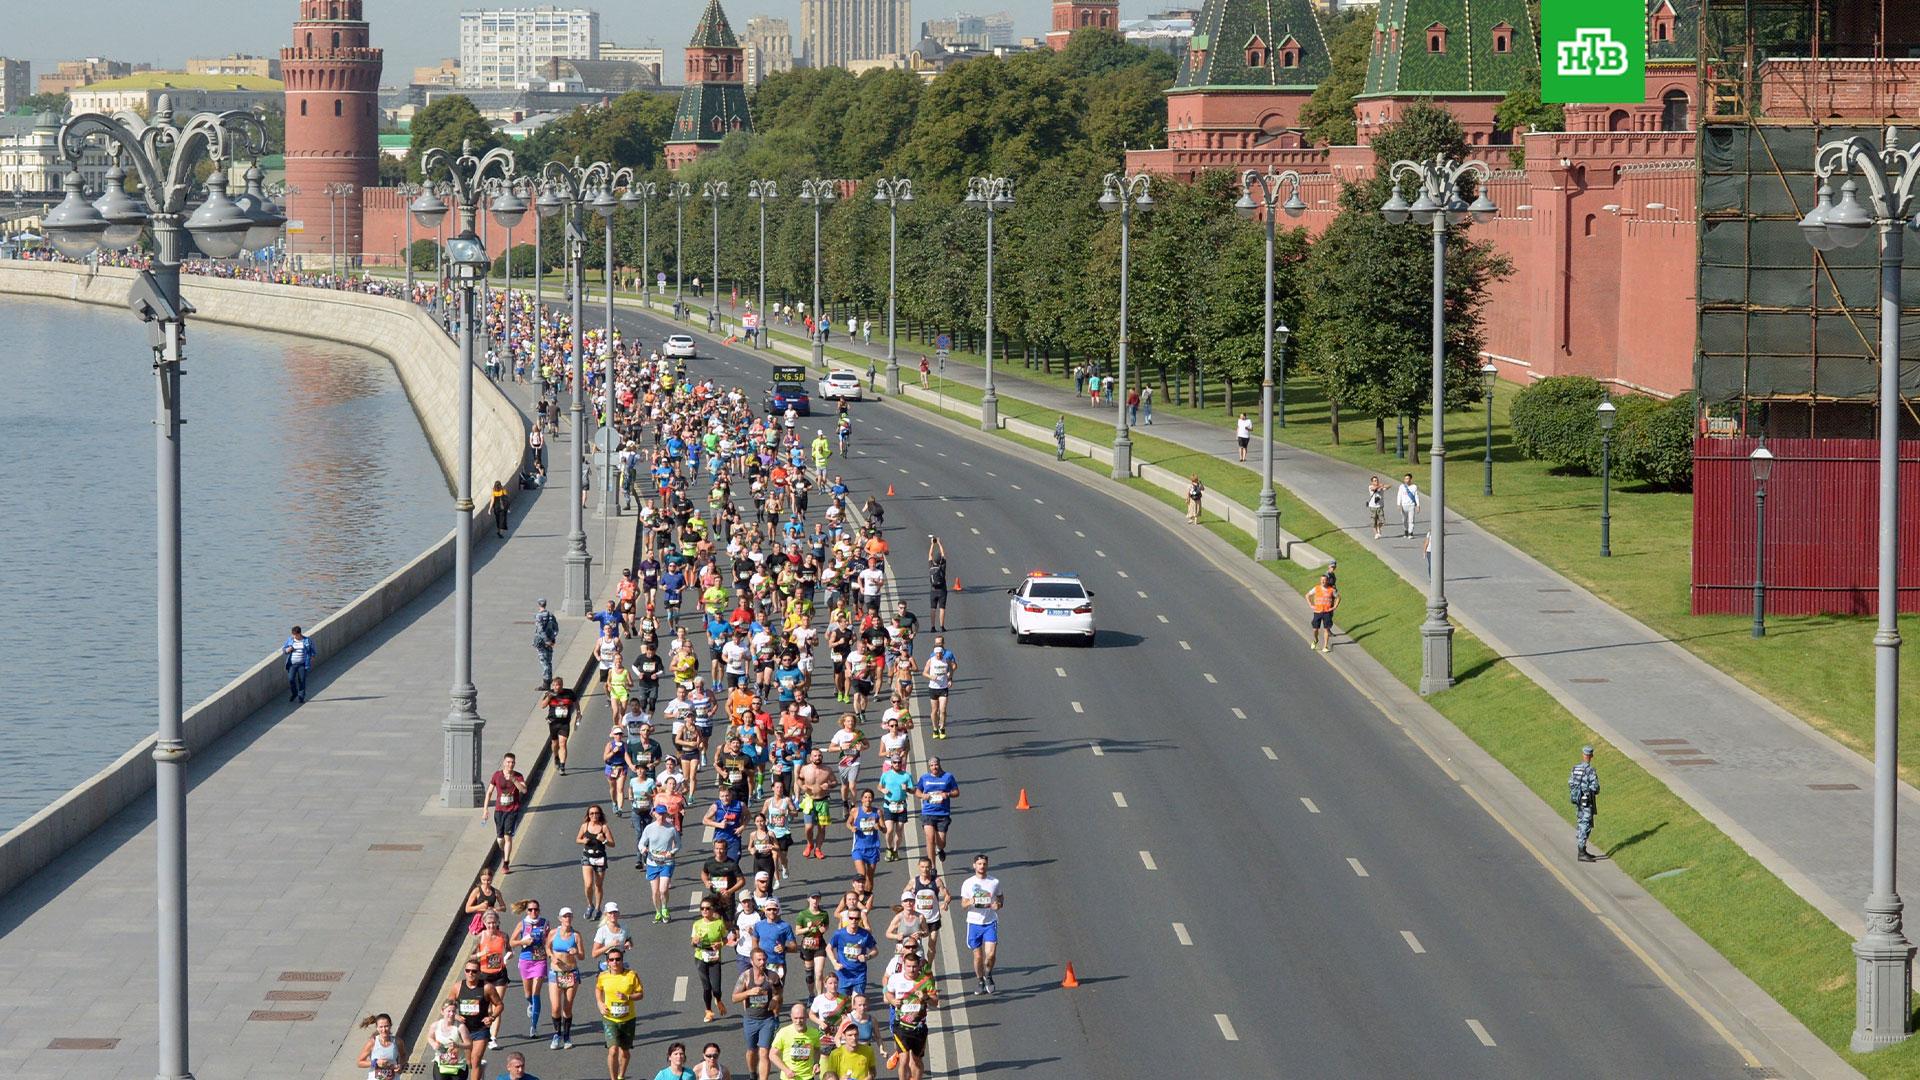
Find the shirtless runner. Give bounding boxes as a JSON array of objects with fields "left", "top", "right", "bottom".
[{"left": 796, "top": 748, "right": 835, "bottom": 861}]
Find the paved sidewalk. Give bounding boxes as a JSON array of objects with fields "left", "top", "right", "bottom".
[
  {"left": 0, "top": 376, "right": 627, "bottom": 1079},
  {"left": 676, "top": 297, "right": 1915, "bottom": 938}
]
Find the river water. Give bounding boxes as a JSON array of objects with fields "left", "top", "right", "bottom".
[{"left": 0, "top": 294, "right": 449, "bottom": 832}]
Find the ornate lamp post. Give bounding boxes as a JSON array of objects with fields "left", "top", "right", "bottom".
[
  {"left": 1750, "top": 443, "right": 1774, "bottom": 639},
  {"left": 669, "top": 180, "right": 691, "bottom": 319},
  {"left": 490, "top": 177, "right": 528, "bottom": 379},
  {"left": 626, "top": 179, "right": 656, "bottom": 308},
  {"left": 1380, "top": 155, "right": 1497, "bottom": 695},
  {"left": 1798, "top": 127, "right": 1920, "bottom": 1050},
  {"left": 409, "top": 140, "right": 521, "bottom": 809},
  {"left": 1099, "top": 172, "right": 1154, "bottom": 478},
  {"left": 1234, "top": 169, "right": 1307, "bottom": 556},
  {"left": 1480, "top": 362, "right": 1499, "bottom": 496},
  {"left": 540, "top": 157, "right": 612, "bottom": 612},
  {"left": 702, "top": 180, "right": 729, "bottom": 334},
  {"left": 594, "top": 169, "right": 633, "bottom": 515},
  {"left": 873, "top": 177, "right": 913, "bottom": 392},
  {"left": 393, "top": 181, "right": 421, "bottom": 295},
  {"left": 45, "top": 96, "right": 272, "bottom": 1080},
  {"left": 1596, "top": 397, "right": 1616, "bottom": 557},
  {"left": 322, "top": 180, "right": 354, "bottom": 277},
  {"left": 748, "top": 180, "right": 777, "bottom": 349},
  {"left": 963, "top": 174, "right": 1013, "bottom": 430},
  {"left": 798, "top": 178, "right": 837, "bottom": 366}
]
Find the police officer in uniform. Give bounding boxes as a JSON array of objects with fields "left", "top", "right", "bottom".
[{"left": 1569, "top": 745, "right": 1600, "bottom": 862}]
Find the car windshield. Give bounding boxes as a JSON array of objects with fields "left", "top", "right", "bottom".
[{"left": 1028, "top": 582, "right": 1086, "bottom": 600}]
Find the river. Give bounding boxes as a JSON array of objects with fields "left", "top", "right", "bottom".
[{"left": 0, "top": 293, "right": 449, "bottom": 831}]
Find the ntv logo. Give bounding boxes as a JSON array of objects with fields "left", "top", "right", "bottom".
[{"left": 1556, "top": 28, "right": 1630, "bottom": 77}]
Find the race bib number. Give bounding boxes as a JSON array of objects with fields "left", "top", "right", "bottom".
[{"left": 607, "top": 1000, "right": 631, "bottom": 1019}]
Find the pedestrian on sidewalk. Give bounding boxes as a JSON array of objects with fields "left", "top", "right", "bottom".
[
  {"left": 1088, "top": 372, "right": 1102, "bottom": 407},
  {"left": 918, "top": 356, "right": 930, "bottom": 388},
  {"left": 1127, "top": 387, "right": 1140, "bottom": 426},
  {"left": 529, "top": 423, "right": 546, "bottom": 472},
  {"left": 1569, "top": 746, "right": 1600, "bottom": 862},
  {"left": 1308, "top": 574, "right": 1339, "bottom": 653},
  {"left": 862, "top": 317, "right": 873, "bottom": 346},
  {"left": 1236, "top": 414, "right": 1253, "bottom": 461},
  {"left": 1366, "top": 476, "right": 1386, "bottom": 539},
  {"left": 1072, "top": 365, "right": 1085, "bottom": 396},
  {"left": 1140, "top": 385, "right": 1154, "bottom": 425},
  {"left": 1396, "top": 473, "right": 1421, "bottom": 538},
  {"left": 1053, "top": 415, "right": 1068, "bottom": 460},
  {"left": 1185, "top": 474, "right": 1205, "bottom": 524},
  {"left": 533, "top": 599, "right": 560, "bottom": 687},
  {"left": 281, "top": 625, "right": 315, "bottom": 703},
  {"left": 867, "top": 358, "right": 878, "bottom": 391},
  {"left": 490, "top": 479, "right": 512, "bottom": 537}
]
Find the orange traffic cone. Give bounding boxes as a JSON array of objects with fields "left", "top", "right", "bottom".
[
  {"left": 1015, "top": 789, "right": 1031, "bottom": 811},
  {"left": 1061, "top": 963, "right": 1080, "bottom": 988},
  {"left": 954, "top": 576, "right": 963, "bottom": 592},
  {"left": 886, "top": 484, "right": 895, "bottom": 496}
]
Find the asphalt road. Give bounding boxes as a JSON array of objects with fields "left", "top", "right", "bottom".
[{"left": 469, "top": 304, "right": 1753, "bottom": 1079}]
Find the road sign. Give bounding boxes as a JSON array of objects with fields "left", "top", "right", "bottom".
[
  {"left": 285, "top": 220, "right": 305, "bottom": 234},
  {"left": 936, "top": 333, "right": 952, "bottom": 351}
]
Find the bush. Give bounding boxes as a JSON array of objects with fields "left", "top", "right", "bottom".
[
  {"left": 1510, "top": 375, "right": 1608, "bottom": 472},
  {"left": 408, "top": 239, "right": 438, "bottom": 271},
  {"left": 1616, "top": 392, "right": 1696, "bottom": 490},
  {"left": 492, "top": 243, "right": 539, "bottom": 277}
]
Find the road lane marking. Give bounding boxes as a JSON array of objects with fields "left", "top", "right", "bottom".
[
  {"left": 1466, "top": 1020, "right": 1495, "bottom": 1047},
  {"left": 985, "top": 546, "right": 996, "bottom": 555},
  {"left": 1139, "top": 851, "right": 1157, "bottom": 870},
  {"left": 920, "top": 481, "right": 930, "bottom": 488},
  {"left": 1010, "top": 484, "right": 1022, "bottom": 490},
  {"left": 1262, "top": 747, "right": 1279, "bottom": 761},
  {"left": 915, "top": 442, "right": 925, "bottom": 447},
  {"left": 1089, "top": 741, "right": 1104, "bottom": 756},
  {"left": 986, "top": 471, "right": 997, "bottom": 477},
  {"left": 1215, "top": 1015, "right": 1239, "bottom": 1041},
  {"left": 1116, "top": 570, "right": 1130, "bottom": 578},
  {"left": 1137, "top": 590, "right": 1148, "bottom": 598},
  {"left": 898, "top": 467, "right": 909, "bottom": 474},
  {"left": 673, "top": 976, "right": 689, "bottom": 1001},
  {"left": 1231, "top": 707, "right": 1247, "bottom": 719},
  {"left": 1179, "top": 641, "right": 1191, "bottom": 651},
  {"left": 970, "top": 528, "right": 980, "bottom": 535},
  {"left": 1094, "top": 549, "right": 1107, "bottom": 558},
  {"left": 1203, "top": 672, "right": 1217, "bottom": 683},
  {"left": 1112, "top": 792, "right": 1128, "bottom": 808},
  {"left": 1055, "top": 514, "right": 1065, "bottom": 521},
  {"left": 1347, "top": 858, "right": 1369, "bottom": 877},
  {"left": 1001, "top": 567, "right": 1011, "bottom": 575},
  {"left": 1055, "top": 667, "right": 1067, "bottom": 677},
  {"left": 962, "top": 461, "right": 973, "bottom": 467},
  {"left": 689, "top": 889, "right": 704, "bottom": 912},
  {"left": 1074, "top": 530, "right": 1086, "bottom": 538},
  {"left": 938, "top": 451, "right": 948, "bottom": 457},
  {"left": 1173, "top": 923, "right": 1193, "bottom": 946},
  {"left": 955, "top": 511, "right": 965, "bottom": 517},
  {"left": 1401, "top": 931, "right": 1426, "bottom": 954},
  {"left": 1300, "top": 796, "right": 1317, "bottom": 811},
  {"left": 1157, "top": 615, "right": 1169, "bottom": 623},
  {"left": 1034, "top": 498, "right": 1044, "bottom": 504},
  {"left": 1071, "top": 701, "right": 1084, "bottom": 713}
]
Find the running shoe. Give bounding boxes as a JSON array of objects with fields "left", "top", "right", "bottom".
[
  {"left": 550, "top": 1035, "right": 562, "bottom": 1050},
  {"left": 562, "top": 1039, "right": 573, "bottom": 1050}
]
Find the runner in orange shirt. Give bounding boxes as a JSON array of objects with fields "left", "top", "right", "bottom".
[{"left": 1307, "top": 574, "right": 1339, "bottom": 654}]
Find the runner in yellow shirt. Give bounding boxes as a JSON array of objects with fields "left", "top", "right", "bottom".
[
  {"left": 821, "top": 1024, "right": 879, "bottom": 1079},
  {"left": 769, "top": 1003, "right": 822, "bottom": 1079},
  {"left": 595, "top": 949, "right": 644, "bottom": 1080}
]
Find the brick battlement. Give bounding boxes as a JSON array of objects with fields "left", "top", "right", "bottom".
[{"left": 281, "top": 47, "right": 382, "bottom": 64}]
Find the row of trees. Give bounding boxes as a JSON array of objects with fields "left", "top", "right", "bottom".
[{"left": 402, "top": 27, "right": 1509, "bottom": 460}]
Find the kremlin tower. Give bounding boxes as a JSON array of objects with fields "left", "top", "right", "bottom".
[
  {"left": 280, "top": 0, "right": 383, "bottom": 263},
  {"left": 665, "top": 0, "right": 752, "bottom": 170}
]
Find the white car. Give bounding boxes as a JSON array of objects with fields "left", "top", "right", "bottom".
[
  {"left": 818, "top": 369, "right": 864, "bottom": 400},
  {"left": 663, "top": 334, "right": 697, "bottom": 358},
  {"left": 1008, "top": 573, "right": 1095, "bottom": 644}
]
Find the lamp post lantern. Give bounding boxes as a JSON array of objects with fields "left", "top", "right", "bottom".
[
  {"left": 798, "top": 179, "right": 837, "bottom": 366},
  {"left": 539, "top": 156, "right": 613, "bottom": 614},
  {"left": 1380, "top": 155, "right": 1498, "bottom": 695},
  {"left": 964, "top": 174, "right": 1013, "bottom": 430},
  {"left": 874, "top": 177, "right": 913, "bottom": 392},
  {"left": 595, "top": 169, "right": 633, "bottom": 515},
  {"left": 412, "top": 140, "right": 521, "bottom": 809},
  {"left": 748, "top": 180, "right": 776, "bottom": 349},
  {"left": 1235, "top": 169, "right": 1306, "bottom": 556},
  {"left": 702, "top": 180, "right": 729, "bottom": 334},
  {"left": 1480, "top": 362, "right": 1499, "bottom": 496},
  {"left": 45, "top": 95, "right": 272, "bottom": 1080},
  {"left": 1596, "top": 397, "right": 1616, "bottom": 557},
  {"left": 1800, "top": 126, "right": 1920, "bottom": 1051},
  {"left": 1750, "top": 444, "right": 1774, "bottom": 639}
]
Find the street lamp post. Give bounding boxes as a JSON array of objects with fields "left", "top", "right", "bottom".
[
  {"left": 964, "top": 175, "right": 1013, "bottom": 430},
  {"left": 1381, "top": 155, "right": 1498, "bottom": 696},
  {"left": 410, "top": 140, "right": 521, "bottom": 809},
  {"left": 798, "top": 179, "right": 837, "bottom": 367},
  {"left": 540, "top": 157, "right": 612, "bottom": 613},
  {"left": 1750, "top": 443, "right": 1774, "bottom": 639},
  {"left": 491, "top": 178, "right": 526, "bottom": 381},
  {"left": 703, "top": 180, "right": 729, "bottom": 334},
  {"left": 396, "top": 182, "right": 420, "bottom": 297},
  {"left": 874, "top": 177, "right": 913, "bottom": 392},
  {"left": 323, "top": 181, "right": 354, "bottom": 278},
  {"left": 669, "top": 181, "right": 691, "bottom": 320},
  {"left": 1234, "top": 169, "right": 1306, "bottom": 555},
  {"left": 46, "top": 95, "right": 275, "bottom": 1080},
  {"left": 594, "top": 169, "right": 633, "bottom": 515},
  {"left": 1597, "top": 397, "right": 1616, "bottom": 557},
  {"left": 1480, "top": 362, "right": 1499, "bottom": 496},
  {"left": 1101, "top": 172, "right": 1156, "bottom": 479},
  {"left": 1798, "top": 127, "right": 1919, "bottom": 1051},
  {"left": 627, "top": 179, "right": 656, "bottom": 310},
  {"left": 749, "top": 180, "right": 777, "bottom": 349}
]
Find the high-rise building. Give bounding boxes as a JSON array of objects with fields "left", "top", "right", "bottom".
[
  {"left": 667, "top": 0, "right": 752, "bottom": 169},
  {"left": 0, "top": 59, "right": 29, "bottom": 115},
  {"left": 800, "top": 0, "right": 914, "bottom": 68},
  {"left": 742, "top": 17, "right": 794, "bottom": 86},
  {"left": 459, "top": 6, "right": 600, "bottom": 88},
  {"left": 981, "top": 11, "right": 1015, "bottom": 45},
  {"left": 923, "top": 10, "right": 1013, "bottom": 48},
  {"left": 600, "top": 42, "right": 665, "bottom": 81},
  {"left": 282, "top": 0, "right": 384, "bottom": 260}
]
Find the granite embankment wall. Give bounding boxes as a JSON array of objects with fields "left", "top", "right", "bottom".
[{"left": 0, "top": 260, "right": 525, "bottom": 897}]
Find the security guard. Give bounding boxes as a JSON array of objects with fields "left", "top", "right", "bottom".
[{"left": 1569, "top": 745, "right": 1600, "bottom": 862}]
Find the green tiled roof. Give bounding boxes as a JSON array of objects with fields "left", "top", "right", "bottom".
[
  {"left": 1359, "top": 0, "right": 1537, "bottom": 98},
  {"left": 1648, "top": 0, "right": 1698, "bottom": 62},
  {"left": 1176, "top": 0, "right": 1330, "bottom": 91},
  {"left": 670, "top": 82, "right": 751, "bottom": 145},
  {"left": 688, "top": 0, "right": 740, "bottom": 49}
]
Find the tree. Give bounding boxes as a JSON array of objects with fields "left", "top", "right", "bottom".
[
  {"left": 1300, "top": 105, "right": 1510, "bottom": 461},
  {"left": 14, "top": 91, "right": 67, "bottom": 116},
  {"left": 1494, "top": 68, "right": 1565, "bottom": 138},
  {"left": 405, "top": 96, "right": 504, "bottom": 183},
  {"left": 1298, "top": 11, "right": 1373, "bottom": 147},
  {"left": 518, "top": 92, "right": 677, "bottom": 172}
]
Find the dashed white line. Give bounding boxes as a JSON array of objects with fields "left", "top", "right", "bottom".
[
  {"left": 1139, "top": 851, "right": 1157, "bottom": 870},
  {"left": 1094, "top": 549, "right": 1107, "bottom": 558},
  {"left": 1070, "top": 701, "right": 1084, "bottom": 713},
  {"left": 1055, "top": 513, "right": 1065, "bottom": 521},
  {"left": 986, "top": 471, "right": 997, "bottom": 477},
  {"left": 897, "top": 467, "right": 909, "bottom": 474},
  {"left": 938, "top": 451, "right": 948, "bottom": 458},
  {"left": 1300, "top": 796, "right": 1319, "bottom": 811},
  {"left": 1172, "top": 923, "right": 1193, "bottom": 946},
  {"left": 919, "top": 480, "right": 930, "bottom": 488},
  {"left": 1156, "top": 614, "right": 1169, "bottom": 623},
  {"left": 1000, "top": 567, "right": 1011, "bottom": 575},
  {"left": 1203, "top": 672, "right": 1217, "bottom": 684},
  {"left": 1347, "top": 858, "right": 1370, "bottom": 878},
  {"left": 1054, "top": 667, "right": 1067, "bottom": 678},
  {"left": 962, "top": 461, "right": 974, "bottom": 467},
  {"left": 970, "top": 527, "right": 981, "bottom": 535},
  {"left": 1466, "top": 1020, "right": 1496, "bottom": 1047},
  {"left": 1089, "top": 741, "right": 1104, "bottom": 756},
  {"left": 1231, "top": 707, "right": 1247, "bottom": 719},
  {"left": 1116, "top": 571, "right": 1130, "bottom": 578},
  {"left": 955, "top": 511, "right": 966, "bottom": 518},
  {"left": 1074, "top": 530, "right": 1086, "bottom": 538},
  {"left": 1178, "top": 641, "right": 1192, "bottom": 651},
  {"left": 1262, "top": 747, "right": 1280, "bottom": 761},
  {"left": 673, "top": 976, "right": 689, "bottom": 1001},
  {"left": 985, "top": 547, "right": 997, "bottom": 555},
  {"left": 1010, "top": 484, "right": 1022, "bottom": 491},
  {"left": 1111, "top": 792, "right": 1128, "bottom": 808},
  {"left": 1215, "top": 1015, "right": 1239, "bottom": 1042},
  {"left": 1136, "top": 590, "right": 1148, "bottom": 598},
  {"left": 1033, "top": 498, "right": 1044, "bottom": 505},
  {"left": 915, "top": 442, "right": 925, "bottom": 448},
  {"left": 1401, "top": 931, "right": 1427, "bottom": 954}
]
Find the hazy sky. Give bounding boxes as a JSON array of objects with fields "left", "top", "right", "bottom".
[{"left": 9, "top": 0, "right": 1062, "bottom": 82}]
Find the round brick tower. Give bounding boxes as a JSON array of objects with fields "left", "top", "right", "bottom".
[{"left": 281, "top": 0, "right": 383, "bottom": 264}]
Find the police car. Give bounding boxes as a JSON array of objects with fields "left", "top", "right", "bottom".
[{"left": 1007, "top": 571, "right": 1095, "bottom": 644}]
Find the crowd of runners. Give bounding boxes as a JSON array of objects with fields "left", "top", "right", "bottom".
[{"left": 349, "top": 289, "right": 1002, "bottom": 1080}]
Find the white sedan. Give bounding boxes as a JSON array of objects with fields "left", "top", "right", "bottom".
[
  {"left": 1008, "top": 573, "right": 1095, "bottom": 644},
  {"left": 818, "top": 369, "right": 864, "bottom": 400},
  {"left": 663, "top": 334, "right": 697, "bottom": 358}
]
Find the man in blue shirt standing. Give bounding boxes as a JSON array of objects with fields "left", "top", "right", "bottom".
[
  {"left": 281, "top": 626, "right": 316, "bottom": 704},
  {"left": 913, "top": 757, "right": 959, "bottom": 864}
]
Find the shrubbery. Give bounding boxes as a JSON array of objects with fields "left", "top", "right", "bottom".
[{"left": 1509, "top": 376, "right": 1694, "bottom": 490}]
